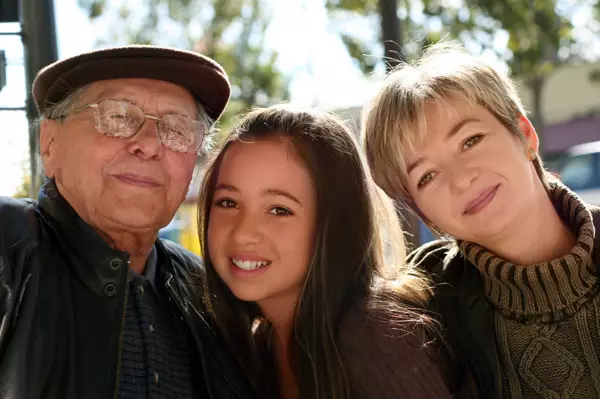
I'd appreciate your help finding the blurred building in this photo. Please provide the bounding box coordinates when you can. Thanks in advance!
[158,173,204,254]
[515,62,600,155]
[515,63,600,209]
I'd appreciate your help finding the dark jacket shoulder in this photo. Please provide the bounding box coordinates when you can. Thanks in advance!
[590,204,600,232]
[158,238,203,276]
[406,239,460,281]
[0,196,40,247]
[338,296,452,399]
[0,196,42,294]
[407,240,494,399]
[590,204,600,265]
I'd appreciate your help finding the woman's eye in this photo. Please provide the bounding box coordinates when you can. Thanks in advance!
[463,134,483,150]
[418,172,436,188]
[215,199,237,208]
[269,207,292,216]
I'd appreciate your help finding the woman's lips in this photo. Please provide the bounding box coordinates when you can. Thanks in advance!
[463,184,500,215]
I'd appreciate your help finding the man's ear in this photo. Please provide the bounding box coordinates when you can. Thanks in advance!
[39,119,59,178]
[517,115,539,153]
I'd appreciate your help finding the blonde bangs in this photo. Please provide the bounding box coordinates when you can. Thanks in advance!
[362,41,529,205]
[361,78,431,202]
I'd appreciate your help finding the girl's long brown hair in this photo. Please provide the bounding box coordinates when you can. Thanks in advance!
[198,105,433,399]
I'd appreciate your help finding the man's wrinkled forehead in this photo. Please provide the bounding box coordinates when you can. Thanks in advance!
[80,78,197,116]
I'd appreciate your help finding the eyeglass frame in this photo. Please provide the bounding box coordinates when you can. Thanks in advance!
[54,99,206,155]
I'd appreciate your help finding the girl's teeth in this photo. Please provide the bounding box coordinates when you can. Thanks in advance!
[232,259,269,271]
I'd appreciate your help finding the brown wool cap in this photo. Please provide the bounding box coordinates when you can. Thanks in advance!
[32,45,231,122]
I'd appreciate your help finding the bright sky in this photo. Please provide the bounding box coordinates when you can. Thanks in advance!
[0,0,598,196]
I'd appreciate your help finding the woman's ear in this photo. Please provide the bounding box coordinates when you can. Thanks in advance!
[517,115,539,153]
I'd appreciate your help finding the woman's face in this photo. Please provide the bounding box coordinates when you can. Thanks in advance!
[404,96,540,243]
[208,136,317,308]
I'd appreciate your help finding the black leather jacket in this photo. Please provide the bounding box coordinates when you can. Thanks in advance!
[0,181,254,399]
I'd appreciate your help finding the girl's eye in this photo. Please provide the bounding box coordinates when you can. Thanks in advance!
[269,207,292,216]
[215,199,237,208]
[463,134,483,150]
[418,172,436,188]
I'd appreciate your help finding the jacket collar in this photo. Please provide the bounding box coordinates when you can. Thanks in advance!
[37,179,131,297]
[439,250,501,398]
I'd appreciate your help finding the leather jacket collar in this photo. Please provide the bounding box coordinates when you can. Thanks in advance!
[37,179,131,297]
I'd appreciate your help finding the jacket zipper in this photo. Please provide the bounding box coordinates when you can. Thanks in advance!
[112,259,131,399]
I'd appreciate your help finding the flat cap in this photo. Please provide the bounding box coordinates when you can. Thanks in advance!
[32,45,231,122]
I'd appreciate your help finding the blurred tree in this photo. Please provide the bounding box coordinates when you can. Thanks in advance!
[78,0,289,136]
[12,163,32,198]
[420,0,581,151]
[326,0,436,74]
[327,0,424,250]
[326,0,400,74]
[378,0,403,70]
[326,0,598,152]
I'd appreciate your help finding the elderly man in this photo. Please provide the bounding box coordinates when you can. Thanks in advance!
[0,46,253,399]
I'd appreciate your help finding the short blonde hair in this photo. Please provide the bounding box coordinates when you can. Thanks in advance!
[361,41,546,204]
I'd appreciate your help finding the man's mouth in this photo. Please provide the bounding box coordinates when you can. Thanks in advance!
[113,173,161,188]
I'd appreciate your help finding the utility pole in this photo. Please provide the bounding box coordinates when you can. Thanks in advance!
[20,0,58,196]
[0,4,28,112]
[0,0,19,23]
[377,0,422,249]
[379,0,404,69]
[1,0,21,95]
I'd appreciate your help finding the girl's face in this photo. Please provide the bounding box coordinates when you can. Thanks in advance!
[404,96,539,243]
[208,137,317,310]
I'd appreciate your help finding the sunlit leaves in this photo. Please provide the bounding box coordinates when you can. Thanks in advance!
[77,0,288,130]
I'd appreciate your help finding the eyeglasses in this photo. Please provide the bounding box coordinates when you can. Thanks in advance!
[58,99,206,154]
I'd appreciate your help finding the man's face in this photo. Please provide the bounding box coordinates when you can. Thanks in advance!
[41,78,200,234]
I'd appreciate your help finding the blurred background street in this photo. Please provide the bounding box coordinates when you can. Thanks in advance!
[1,0,599,252]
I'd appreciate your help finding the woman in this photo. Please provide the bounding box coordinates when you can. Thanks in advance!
[197,105,452,399]
[362,41,600,399]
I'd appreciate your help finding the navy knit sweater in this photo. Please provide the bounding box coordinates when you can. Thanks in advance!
[118,247,200,399]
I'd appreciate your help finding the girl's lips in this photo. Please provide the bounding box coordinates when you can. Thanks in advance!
[229,259,271,278]
[229,252,271,262]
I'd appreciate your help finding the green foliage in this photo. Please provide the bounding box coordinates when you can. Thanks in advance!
[12,162,32,199]
[339,33,379,74]
[79,0,106,18]
[77,0,289,132]
[325,0,378,14]
[328,0,581,79]
[422,0,575,80]
[326,0,436,72]
[327,0,599,146]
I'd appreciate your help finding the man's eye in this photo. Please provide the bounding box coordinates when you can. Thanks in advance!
[105,113,137,126]
[165,128,191,141]
[106,113,129,120]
